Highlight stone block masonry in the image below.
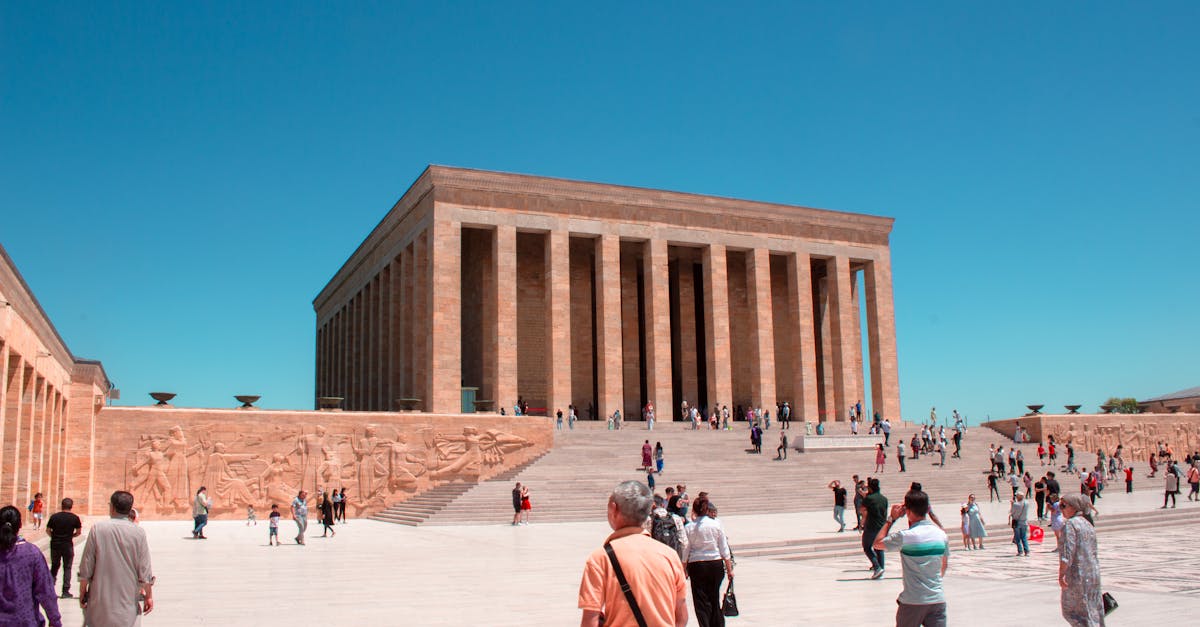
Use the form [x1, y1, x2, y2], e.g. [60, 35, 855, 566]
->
[313, 166, 900, 425]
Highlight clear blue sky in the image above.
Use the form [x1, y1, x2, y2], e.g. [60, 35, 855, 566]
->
[3, 2, 1197, 422]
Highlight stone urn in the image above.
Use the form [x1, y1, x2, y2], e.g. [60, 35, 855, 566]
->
[1026, 404, 1044, 415]
[1100, 404, 1115, 414]
[318, 396, 344, 411]
[234, 395, 261, 409]
[1065, 404, 1082, 414]
[149, 392, 176, 406]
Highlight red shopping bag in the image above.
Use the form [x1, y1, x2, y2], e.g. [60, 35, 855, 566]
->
[1028, 524, 1044, 543]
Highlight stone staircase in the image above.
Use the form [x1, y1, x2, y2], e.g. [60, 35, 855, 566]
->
[369, 450, 550, 526]
[417, 421, 1066, 525]
[734, 506, 1196, 562]
[376, 419, 1167, 527]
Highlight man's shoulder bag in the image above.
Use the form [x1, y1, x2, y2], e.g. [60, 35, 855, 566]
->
[601, 542, 649, 627]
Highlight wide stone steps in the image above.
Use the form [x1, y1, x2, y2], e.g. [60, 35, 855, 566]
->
[422, 422, 1049, 525]
[370, 482, 475, 526]
[733, 506, 1196, 562]
[384, 420, 1162, 526]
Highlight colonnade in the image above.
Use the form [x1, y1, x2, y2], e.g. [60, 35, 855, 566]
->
[0, 346, 69, 509]
[316, 221, 899, 424]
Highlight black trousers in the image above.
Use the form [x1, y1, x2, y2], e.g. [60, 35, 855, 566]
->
[687, 560, 726, 627]
[50, 545, 74, 593]
[862, 526, 885, 570]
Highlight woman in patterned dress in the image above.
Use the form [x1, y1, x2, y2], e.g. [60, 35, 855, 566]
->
[1058, 493, 1104, 626]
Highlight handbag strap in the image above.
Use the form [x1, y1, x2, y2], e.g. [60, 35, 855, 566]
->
[604, 543, 648, 627]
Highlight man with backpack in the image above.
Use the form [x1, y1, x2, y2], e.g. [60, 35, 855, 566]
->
[651, 494, 689, 560]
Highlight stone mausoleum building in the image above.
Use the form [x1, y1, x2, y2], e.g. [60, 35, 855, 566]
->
[315, 166, 900, 425]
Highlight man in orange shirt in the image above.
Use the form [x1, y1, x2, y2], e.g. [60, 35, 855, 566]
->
[578, 481, 688, 627]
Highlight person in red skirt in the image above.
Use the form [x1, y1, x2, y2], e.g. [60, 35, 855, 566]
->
[520, 485, 532, 525]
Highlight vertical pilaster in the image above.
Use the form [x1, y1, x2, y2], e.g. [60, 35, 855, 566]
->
[702, 244, 733, 414]
[643, 239, 673, 417]
[827, 256, 857, 423]
[746, 249, 776, 411]
[866, 252, 901, 421]
[428, 219, 462, 413]
[493, 225, 518, 413]
[595, 234, 624, 421]
[787, 252, 819, 424]
[545, 230, 572, 416]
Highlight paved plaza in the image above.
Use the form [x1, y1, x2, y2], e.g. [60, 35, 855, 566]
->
[39, 485, 1198, 625]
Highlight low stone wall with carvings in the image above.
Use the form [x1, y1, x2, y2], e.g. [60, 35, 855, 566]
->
[983, 413, 1200, 462]
[90, 407, 553, 519]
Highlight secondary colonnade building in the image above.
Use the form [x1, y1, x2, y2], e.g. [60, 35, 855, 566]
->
[313, 166, 899, 424]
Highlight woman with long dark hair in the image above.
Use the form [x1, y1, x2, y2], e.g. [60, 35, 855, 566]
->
[683, 496, 733, 627]
[0, 505, 62, 626]
[319, 491, 336, 538]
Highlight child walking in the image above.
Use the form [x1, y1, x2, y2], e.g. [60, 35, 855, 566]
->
[268, 504, 281, 546]
[246, 505, 257, 526]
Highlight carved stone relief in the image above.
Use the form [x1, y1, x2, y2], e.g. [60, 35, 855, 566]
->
[122, 418, 538, 518]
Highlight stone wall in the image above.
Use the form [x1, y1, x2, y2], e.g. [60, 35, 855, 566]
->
[983, 413, 1200, 461]
[90, 406, 553, 519]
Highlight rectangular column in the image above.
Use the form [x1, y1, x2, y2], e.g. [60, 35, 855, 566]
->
[3, 361, 25, 505]
[17, 373, 35, 505]
[45, 387, 58, 505]
[545, 230, 572, 416]
[595, 234, 624, 421]
[34, 379, 48, 501]
[702, 244, 733, 414]
[643, 239, 673, 417]
[492, 225, 518, 412]
[402, 244, 415, 400]
[414, 231, 430, 408]
[827, 256, 857, 423]
[865, 252, 901, 421]
[388, 258, 402, 409]
[786, 252, 820, 424]
[428, 219, 462, 413]
[850, 270, 865, 417]
[746, 249, 776, 410]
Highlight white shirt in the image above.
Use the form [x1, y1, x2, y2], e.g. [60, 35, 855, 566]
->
[684, 515, 731, 564]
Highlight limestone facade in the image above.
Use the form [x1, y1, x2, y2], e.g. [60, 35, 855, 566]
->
[0, 244, 111, 515]
[314, 166, 900, 424]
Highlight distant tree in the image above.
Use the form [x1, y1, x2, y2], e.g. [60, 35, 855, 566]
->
[1103, 397, 1139, 414]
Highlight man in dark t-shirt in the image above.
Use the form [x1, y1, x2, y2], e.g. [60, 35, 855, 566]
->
[511, 483, 522, 526]
[1044, 472, 1061, 497]
[829, 480, 848, 532]
[861, 478, 889, 579]
[46, 497, 83, 598]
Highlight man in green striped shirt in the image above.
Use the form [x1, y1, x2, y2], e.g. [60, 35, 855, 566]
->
[873, 490, 949, 627]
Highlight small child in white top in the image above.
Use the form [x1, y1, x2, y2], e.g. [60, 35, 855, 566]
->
[246, 504, 257, 526]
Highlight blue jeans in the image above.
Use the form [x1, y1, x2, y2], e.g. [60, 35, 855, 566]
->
[833, 506, 845, 531]
[1013, 522, 1029, 554]
[193, 514, 208, 536]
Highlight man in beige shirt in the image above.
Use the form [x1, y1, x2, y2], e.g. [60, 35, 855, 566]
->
[78, 491, 155, 626]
